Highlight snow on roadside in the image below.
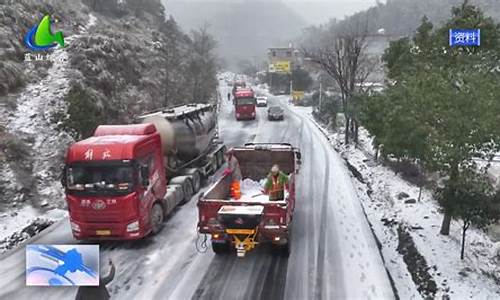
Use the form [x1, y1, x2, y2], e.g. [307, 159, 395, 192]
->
[296, 108, 500, 299]
[0, 207, 66, 254]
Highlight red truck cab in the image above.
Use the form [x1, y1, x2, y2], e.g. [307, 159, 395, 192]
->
[62, 124, 166, 240]
[234, 88, 256, 120]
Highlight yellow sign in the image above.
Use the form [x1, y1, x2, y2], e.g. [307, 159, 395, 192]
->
[292, 90, 305, 101]
[269, 61, 291, 74]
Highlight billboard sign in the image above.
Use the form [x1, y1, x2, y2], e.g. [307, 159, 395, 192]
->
[268, 61, 291, 74]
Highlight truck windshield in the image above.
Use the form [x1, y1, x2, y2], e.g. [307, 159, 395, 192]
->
[66, 162, 135, 195]
[235, 97, 255, 106]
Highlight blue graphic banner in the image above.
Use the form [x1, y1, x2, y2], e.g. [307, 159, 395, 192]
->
[26, 244, 99, 286]
[449, 29, 481, 47]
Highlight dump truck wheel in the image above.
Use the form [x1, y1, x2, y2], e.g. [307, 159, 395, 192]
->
[271, 242, 290, 257]
[281, 240, 290, 257]
[150, 203, 164, 234]
[212, 241, 229, 254]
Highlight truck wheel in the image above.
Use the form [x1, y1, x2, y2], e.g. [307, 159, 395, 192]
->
[150, 203, 164, 235]
[212, 241, 229, 254]
[190, 171, 201, 193]
[182, 169, 201, 193]
[181, 179, 194, 204]
[281, 240, 291, 257]
[271, 242, 290, 257]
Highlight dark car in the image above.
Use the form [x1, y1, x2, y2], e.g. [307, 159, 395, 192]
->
[267, 106, 284, 121]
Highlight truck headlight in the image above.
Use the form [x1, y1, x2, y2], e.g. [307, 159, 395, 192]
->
[236, 113, 240, 118]
[251, 112, 255, 116]
[127, 221, 139, 232]
[264, 218, 280, 229]
[267, 218, 276, 225]
[71, 221, 81, 232]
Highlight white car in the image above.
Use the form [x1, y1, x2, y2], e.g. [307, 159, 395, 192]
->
[256, 96, 268, 107]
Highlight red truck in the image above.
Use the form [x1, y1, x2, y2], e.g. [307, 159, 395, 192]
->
[197, 143, 301, 257]
[62, 104, 226, 240]
[234, 88, 256, 120]
[231, 80, 246, 97]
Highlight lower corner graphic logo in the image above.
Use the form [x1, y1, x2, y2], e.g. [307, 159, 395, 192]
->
[24, 15, 65, 51]
[26, 244, 99, 286]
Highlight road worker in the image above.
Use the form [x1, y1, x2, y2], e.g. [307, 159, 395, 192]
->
[263, 164, 289, 200]
[223, 149, 242, 199]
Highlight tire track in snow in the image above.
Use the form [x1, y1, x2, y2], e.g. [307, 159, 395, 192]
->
[314, 125, 331, 299]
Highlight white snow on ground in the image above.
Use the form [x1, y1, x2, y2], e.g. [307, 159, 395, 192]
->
[0, 206, 38, 241]
[0, 208, 67, 242]
[0, 208, 67, 254]
[299, 108, 500, 299]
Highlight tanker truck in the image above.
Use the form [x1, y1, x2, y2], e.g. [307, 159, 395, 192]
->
[62, 103, 226, 240]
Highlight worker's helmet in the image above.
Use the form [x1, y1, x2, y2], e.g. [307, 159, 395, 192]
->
[225, 148, 234, 156]
[271, 164, 280, 175]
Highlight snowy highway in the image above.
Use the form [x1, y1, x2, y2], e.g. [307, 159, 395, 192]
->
[0, 84, 395, 300]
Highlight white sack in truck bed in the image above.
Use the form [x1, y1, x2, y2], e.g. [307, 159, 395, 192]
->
[231, 178, 288, 202]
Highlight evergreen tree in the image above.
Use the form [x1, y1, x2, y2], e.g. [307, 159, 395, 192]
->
[362, 3, 500, 236]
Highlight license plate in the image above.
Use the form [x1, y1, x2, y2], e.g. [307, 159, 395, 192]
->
[96, 230, 111, 236]
[212, 239, 226, 244]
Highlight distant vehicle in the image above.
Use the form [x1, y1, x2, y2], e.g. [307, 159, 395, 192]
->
[197, 143, 302, 257]
[267, 106, 284, 121]
[232, 80, 246, 96]
[234, 88, 256, 120]
[62, 104, 226, 240]
[256, 96, 268, 107]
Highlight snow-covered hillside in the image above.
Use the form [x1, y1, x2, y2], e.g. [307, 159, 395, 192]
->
[304, 109, 500, 299]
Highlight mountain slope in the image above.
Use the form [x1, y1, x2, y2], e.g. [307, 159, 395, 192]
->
[0, 0, 217, 213]
[336, 0, 500, 37]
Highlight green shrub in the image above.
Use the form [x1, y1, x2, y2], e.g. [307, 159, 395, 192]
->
[55, 83, 104, 139]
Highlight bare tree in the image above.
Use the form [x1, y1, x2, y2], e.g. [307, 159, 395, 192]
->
[303, 21, 374, 144]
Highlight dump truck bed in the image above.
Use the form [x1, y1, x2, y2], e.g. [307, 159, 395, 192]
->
[197, 144, 301, 245]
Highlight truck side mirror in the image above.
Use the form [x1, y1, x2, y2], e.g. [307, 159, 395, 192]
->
[296, 152, 301, 160]
[60, 166, 67, 187]
[141, 166, 150, 187]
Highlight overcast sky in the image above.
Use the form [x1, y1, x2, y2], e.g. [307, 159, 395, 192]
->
[167, 0, 384, 24]
[284, 0, 384, 24]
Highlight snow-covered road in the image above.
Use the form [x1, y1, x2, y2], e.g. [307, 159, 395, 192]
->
[0, 83, 395, 299]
